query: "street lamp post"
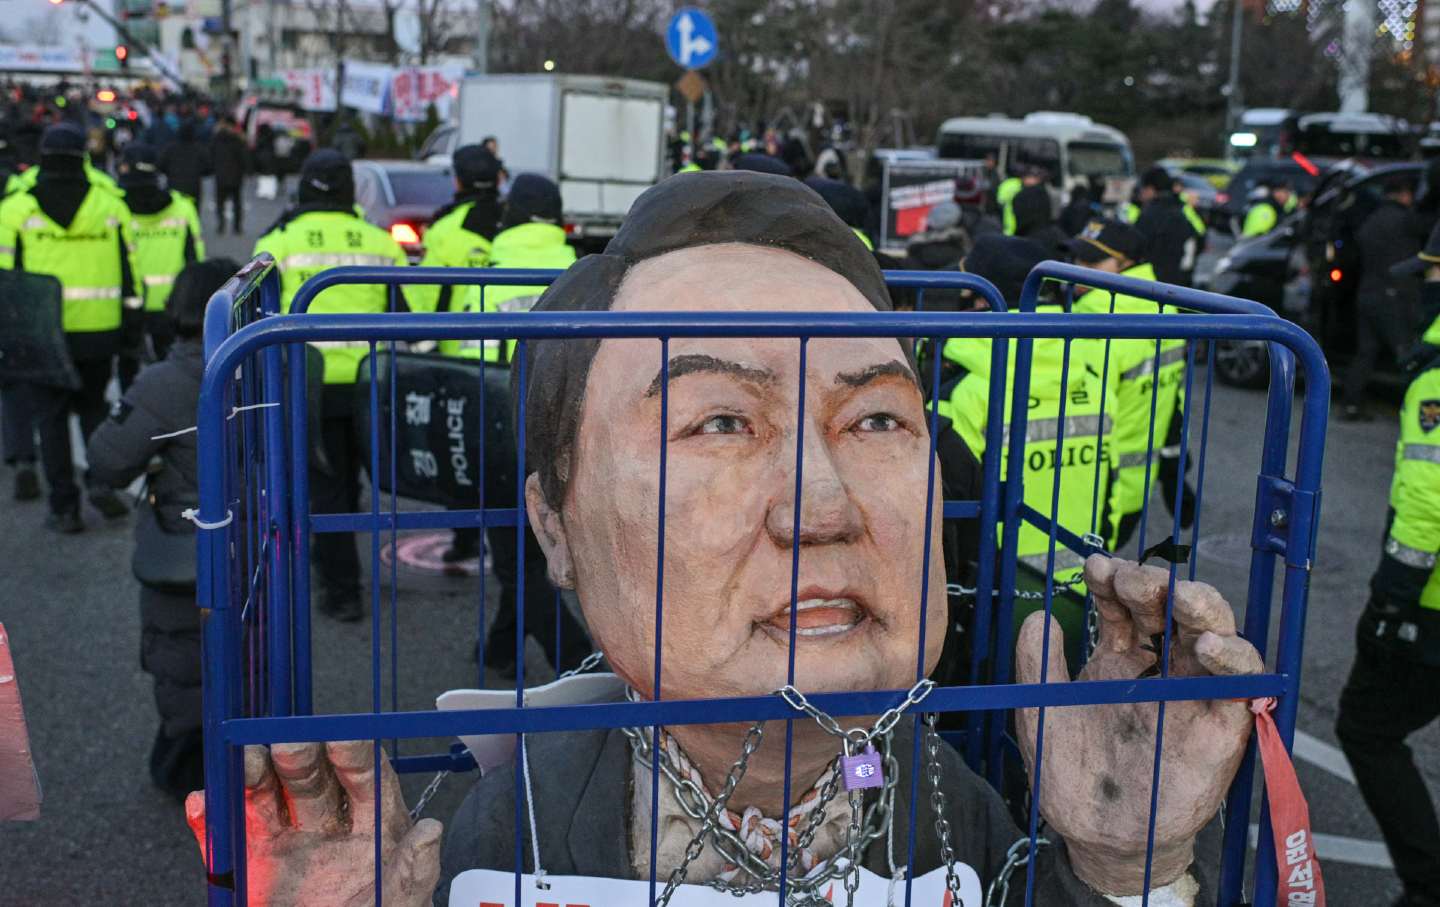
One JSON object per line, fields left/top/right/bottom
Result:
{"left": 1225, "top": 0, "right": 1243, "bottom": 133}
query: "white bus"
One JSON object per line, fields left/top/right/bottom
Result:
{"left": 934, "top": 112, "right": 1134, "bottom": 200}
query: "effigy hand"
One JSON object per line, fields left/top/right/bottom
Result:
{"left": 186, "top": 740, "right": 443, "bottom": 906}
{"left": 1015, "top": 556, "right": 1263, "bottom": 896}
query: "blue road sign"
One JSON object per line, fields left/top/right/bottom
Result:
{"left": 665, "top": 7, "right": 719, "bottom": 70}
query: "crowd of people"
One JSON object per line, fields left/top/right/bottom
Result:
{"left": 3, "top": 105, "right": 1440, "bottom": 904}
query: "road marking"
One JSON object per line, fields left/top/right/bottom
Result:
{"left": 1249, "top": 825, "right": 1393, "bottom": 869}
{"left": 1293, "top": 729, "right": 1357, "bottom": 785}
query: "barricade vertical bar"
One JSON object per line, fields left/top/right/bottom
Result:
{"left": 1220, "top": 343, "right": 1297, "bottom": 906}
{"left": 513, "top": 337, "right": 527, "bottom": 907}
{"left": 261, "top": 271, "right": 292, "bottom": 718}
{"left": 966, "top": 331, "right": 1010, "bottom": 771}
{"left": 988, "top": 330, "right": 1033, "bottom": 789}
{"left": 903, "top": 335, "right": 947, "bottom": 905}
{"left": 1188, "top": 343, "right": 1216, "bottom": 582}
{"left": 389, "top": 290, "right": 401, "bottom": 739}
{"left": 475, "top": 358, "right": 487, "bottom": 684}
{"left": 775, "top": 337, "right": 809, "bottom": 905}
{"left": 289, "top": 336, "right": 313, "bottom": 715}
{"left": 1022, "top": 337, "right": 1074, "bottom": 905}
{"left": 647, "top": 338, "right": 670, "bottom": 905}
{"left": 201, "top": 286, "right": 239, "bottom": 905}
{"left": 367, "top": 341, "right": 384, "bottom": 903}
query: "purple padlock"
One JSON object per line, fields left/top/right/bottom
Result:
{"left": 841, "top": 744, "right": 884, "bottom": 791}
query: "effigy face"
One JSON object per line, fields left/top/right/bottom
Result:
{"left": 541, "top": 243, "right": 947, "bottom": 704}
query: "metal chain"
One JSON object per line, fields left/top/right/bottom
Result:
{"left": 947, "top": 580, "right": 1084, "bottom": 602}
{"left": 923, "top": 714, "right": 964, "bottom": 901}
{"left": 556, "top": 650, "right": 606, "bottom": 680}
{"left": 983, "top": 835, "right": 1050, "bottom": 907}
{"left": 776, "top": 677, "right": 936, "bottom": 748}
{"left": 408, "top": 770, "right": 448, "bottom": 821}
{"left": 655, "top": 721, "right": 766, "bottom": 906}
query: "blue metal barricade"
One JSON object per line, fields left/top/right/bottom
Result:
{"left": 194, "top": 258, "right": 1327, "bottom": 907}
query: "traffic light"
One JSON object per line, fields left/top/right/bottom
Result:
{"left": 114, "top": 44, "right": 129, "bottom": 69}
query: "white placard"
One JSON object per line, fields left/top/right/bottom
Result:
{"left": 436, "top": 672, "right": 628, "bottom": 775}
{"left": 449, "top": 864, "right": 981, "bottom": 906}
{"left": 340, "top": 59, "right": 395, "bottom": 115}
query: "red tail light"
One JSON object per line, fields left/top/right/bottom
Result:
{"left": 390, "top": 223, "right": 421, "bottom": 244}
{"left": 1329, "top": 268, "right": 1343, "bottom": 283}
{"left": 1216, "top": 192, "right": 1229, "bottom": 205}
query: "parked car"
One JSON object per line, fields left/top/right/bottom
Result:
{"left": 352, "top": 160, "right": 456, "bottom": 262}
{"left": 1157, "top": 156, "right": 1237, "bottom": 191}
{"left": 1206, "top": 161, "right": 1425, "bottom": 388}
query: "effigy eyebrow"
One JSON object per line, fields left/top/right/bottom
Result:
{"left": 644, "top": 353, "right": 778, "bottom": 397}
{"left": 834, "top": 359, "right": 918, "bottom": 389}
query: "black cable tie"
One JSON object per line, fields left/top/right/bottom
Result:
{"left": 1140, "top": 539, "right": 1191, "bottom": 566}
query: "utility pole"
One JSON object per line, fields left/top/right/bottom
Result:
{"left": 473, "top": 0, "right": 489, "bottom": 73}
{"left": 1338, "top": 0, "right": 1375, "bottom": 113}
{"left": 1225, "top": 0, "right": 1243, "bottom": 133}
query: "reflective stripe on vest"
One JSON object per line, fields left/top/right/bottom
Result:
{"left": 1387, "top": 535, "right": 1438, "bottom": 569}
{"left": 281, "top": 252, "right": 400, "bottom": 269}
{"left": 1403, "top": 443, "right": 1440, "bottom": 465}
{"left": 63, "top": 287, "right": 122, "bottom": 301}
{"left": 1117, "top": 450, "right": 1151, "bottom": 469}
{"left": 1120, "top": 345, "right": 1187, "bottom": 382}
{"left": 143, "top": 274, "right": 175, "bottom": 287}
{"left": 1002, "top": 413, "right": 1113, "bottom": 447}
{"left": 0, "top": 244, "right": 14, "bottom": 257}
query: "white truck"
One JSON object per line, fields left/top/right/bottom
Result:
{"left": 424, "top": 73, "right": 669, "bottom": 241}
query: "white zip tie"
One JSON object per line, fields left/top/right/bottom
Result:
{"left": 180, "top": 507, "right": 234, "bottom": 530}
{"left": 147, "top": 402, "right": 281, "bottom": 441}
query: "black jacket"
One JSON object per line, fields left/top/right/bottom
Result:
{"left": 87, "top": 338, "right": 202, "bottom": 533}
{"left": 209, "top": 127, "right": 248, "bottom": 187}
{"left": 1357, "top": 199, "right": 1422, "bottom": 300}
{"left": 436, "top": 722, "right": 1217, "bottom": 905}
{"left": 159, "top": 140, "right": 210, "bottom": 199}
{"left": 1134, "top": 193, "right": 1200, "bottom": 287}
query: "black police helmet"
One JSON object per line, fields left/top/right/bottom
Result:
{"left": 962, "top": 234, "right": 1048, "bottom": 304}
{"left": 297, "top": 148, "right": 355, "bottom": 206}
{"left": 119, "top": 143, "right": 161, "bottom": 184}
{"left": 453, "top": 144, "right": 501, "bottom": 191}
{"left": 1140, "top": 165, "right": 1174, "bottom": 193}
{"left": 501, "top": 174, "right": 563, "bottom": 229}
{"left": 40, "top": 122, "right": 86, "bottom": 158}
{"left": 167, "top": 259, "right": 242, "bottom": 339}
{"left": 1067, "top": 219, "right": 1146, "bottom": 266}
{"left": 803, "top": 176, "right": 869, "bottom": 231}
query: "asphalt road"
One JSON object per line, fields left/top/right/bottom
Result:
{"left": 0, "top": 186, "right": 1429, "bottom": 905}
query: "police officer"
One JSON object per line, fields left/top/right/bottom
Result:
{"left": 116, "top": 143, "right": 204, "bottom": 390}
{"left": 254, "top": 148, "right": 411, "bottom": 621}
{"left": 1069, "top": 220, "right": 1186, "bottom": 551}
{"left": 0, "top": 122, "right": 137, "bottom": 532}
{"left": 937, "top": 234, "right": 1115, "bottom": 671}
{"left": 87, "top": 258, "right": 239, "bottom": 799}
{"left": 1240, "top": 178, "right": 1294, "bottom": 237}
{"left": 410, "top": 144, "right": 502, "bottom": 316}
{"left": 1341, "top": 174, "right": 1421, "bottom": 422}
{"left": 1336, "top": 236, "right": 1440, "bottom": 907}
{"left": 995, "top": 167, "right": 1024, "bottom": 235}
{"left": 454, "top": 173, "right": 576, "bottom": 364}
{"left": 1134, "top": 165, "right": 1204, "bottom": 288}
{"left": 426, "top": 172, "right": 588, "bottom": 674}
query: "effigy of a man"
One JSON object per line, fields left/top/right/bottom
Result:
{"left": 187, "top": 171, "right": 1263, "bottom": 907}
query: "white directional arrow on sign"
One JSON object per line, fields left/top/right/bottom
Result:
{"left": 677, "top": 12, "right": 714, "bottom": 67}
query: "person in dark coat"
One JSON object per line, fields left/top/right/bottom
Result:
{"left": 1010, "top": 183, "right": 1068, "bottom": 259}
{"left": 1133, "top": 166, "right": 1202, "bottom": 288}
{"left": 209, "top": 115, "right": 247, "bottom": 233}
{"left": 87, "top": 257, "right": 239, "bottom": 799}
{"left": 159, "top": 118, "right": 210, "bottom": 211}
{"left": 1343, "top": 174, "right": 1422, "bottom": 420}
